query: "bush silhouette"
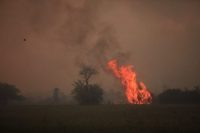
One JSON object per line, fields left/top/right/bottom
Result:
{"left": 158, "top": 86, "right": 200, "bottom": 104}
{"left": 0, "top": 82, "right": 24, "bottom": 105}
{"left": 72, "top": 66, "right": 103, "bottom": 105}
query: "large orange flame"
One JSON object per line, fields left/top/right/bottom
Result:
{"left": 107, "top": 59, "right": 152, "bottom": 104}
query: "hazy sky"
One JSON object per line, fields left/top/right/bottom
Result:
{"left": 0, "top": 0, "right": 200, "bottom": 99}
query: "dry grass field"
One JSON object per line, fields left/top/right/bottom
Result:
{"left": 0, "top": 105, "right": 200, "bottom": 133}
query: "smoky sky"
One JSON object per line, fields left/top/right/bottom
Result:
{"left": 0, "top": 0, "right": 200, "bottom": 99}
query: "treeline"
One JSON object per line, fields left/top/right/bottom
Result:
{"left": 157, "top": 86, "right": 200, "bottom": 104}
{"left": 0, "top": 64, "right": 200, "bottom": 105}
{"left": 1, "top": 82, "right": 200, "bottom": 105}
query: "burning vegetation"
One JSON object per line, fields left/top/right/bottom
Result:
{"left": 107, "top": 59, "right": 152, "bottom": 104}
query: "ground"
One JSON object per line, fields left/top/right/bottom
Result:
{"left": 0, "top": 105, "right": 200, "bottom": 133}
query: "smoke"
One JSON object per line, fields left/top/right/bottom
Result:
{"left": 0, "top": 0, "right": 200, "bottom": 103}
{"left": 0, "top": 0, "right": 127, "bottom": 98}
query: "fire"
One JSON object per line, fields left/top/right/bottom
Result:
{"left": 107, "top": 59, "right": 152, "bottom": 104}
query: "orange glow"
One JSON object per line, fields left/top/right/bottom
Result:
{"left": 107, "top": 59, "right": 152, "bottom": 104}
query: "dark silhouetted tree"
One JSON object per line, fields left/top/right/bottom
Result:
{"left": 72, "top": 66, "right": 103, "bottom": 104}
{"left": 53, "top": 88, "right": 60, "bottom": 102}
{"left": 79, "top": 65, "right": 97, "bottom": 86}
{"left": 0, "top": 82, "right": 24, "bottom": 105}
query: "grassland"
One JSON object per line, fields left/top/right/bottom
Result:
{"left": 0, "top": 105, "right": 200, "bottom": 133}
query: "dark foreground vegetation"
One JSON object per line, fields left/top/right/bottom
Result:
{"left": 0, "top": 105, "right": 200, "bottom": 133}
{"left": 157, "top": 86, "right": 200, "bottom": 104}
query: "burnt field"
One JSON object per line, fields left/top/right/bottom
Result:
{"left": 0, "top": 105, "right": 200, "bottom": 133}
